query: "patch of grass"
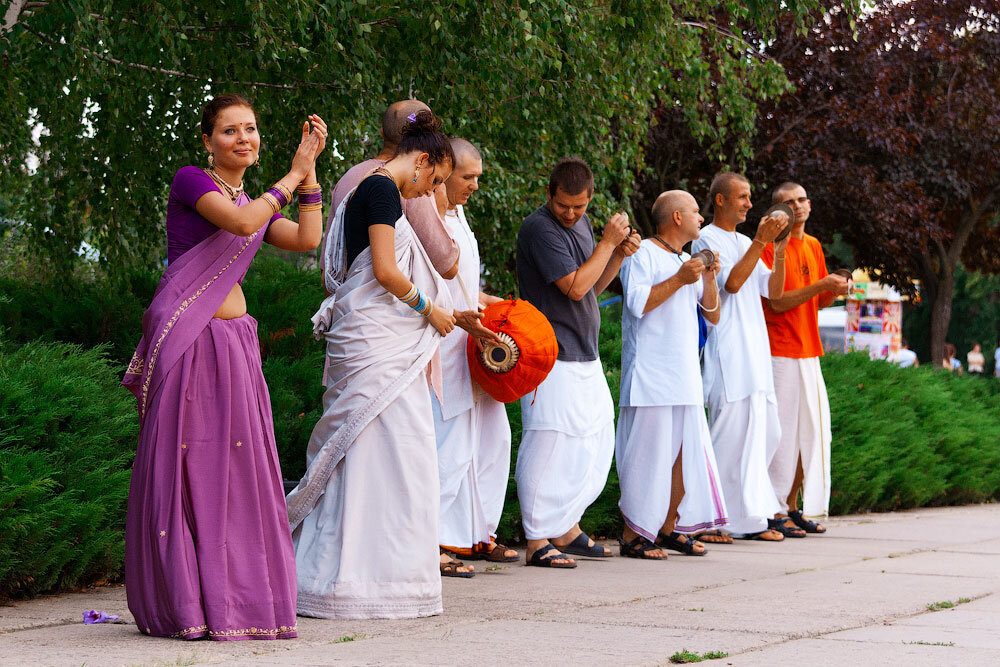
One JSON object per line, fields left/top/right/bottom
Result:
{"left": 957, "top": 597, "right": 972, "bottom": 604}
{"left": 926, "top": 597, "right": 972, "bottom": 612}
{"left": 669, "top": 649, "right": 729, "bottom": 663}
{"left": 686, "top": 607, "right": 705, "bottom": 612}
{"left": 904, "top": 640, "right": 955, "bottom": 646}
{"left": 332, "top": 632, "right": 366, "bottom": 643}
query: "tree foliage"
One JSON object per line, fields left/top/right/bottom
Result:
{"left": 752, "top": 0, "right": 1000, "bottom": 362}
{"left": 1, "top": 0, "right": 856, "bottom": 292}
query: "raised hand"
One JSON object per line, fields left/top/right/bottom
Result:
{"left": 701, "top": 250, "right": 721, "bottom": 278}
{"left": 603, "top": 212, "right": 631, "bottom": 247}
{"left": 755, "top": 212, "right": 789, "bottom": 244}
{"left": 676, "top": 257, "right": 705, "bottom": 285}
{"left": 618, "top": 229, "right": 642, "bottom": 257}
{"left": 290, "top": 115, "right": 327, "bottom": 179}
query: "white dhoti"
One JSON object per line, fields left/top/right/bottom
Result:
{"left": 616, "top": 405, "right": 728, "bottom": 539}
{"left": 434, "top": 393, "right": 511, "bottom": 550}
{"left": 515, "top": 358, "right": 615, "bottom": 540}
{"left": 768, "top": 356, "right": 832, "bottom": 518}
{"left": 706, "top": 390, "right": 782, "bottom": 535}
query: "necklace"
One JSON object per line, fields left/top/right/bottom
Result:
{"left": 205, "top": 168, "right": 244, "bottom": 202}
{"left": 652, "top": 235, "right": 682, "bottom": 256}
{"left": 372, "top": 166, "right": 400, "bottom": 193}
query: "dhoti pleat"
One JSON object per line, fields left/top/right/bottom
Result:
{"left": 125, "top": 315, "right": 297, "bottom": 641}
{"left": 293, "top": 377, "right": 442, "bottom": 620}
{"left": 706, "top": 390, "right": 782, "bottom": 536}
{"left": 434, "top": 393, "right": 511, "bottom": 550}
{"left": 768, "top": 356, "right": 832, "bottom": 518}
{"left": 616, "top": 405, "right": 728, "bottom": 539}
{"left": 515, "top": 359, "right": 615, "bottom": 541}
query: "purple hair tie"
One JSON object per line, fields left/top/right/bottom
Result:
{"left": 407, "top": 113, "right": 417, "bottom": 122}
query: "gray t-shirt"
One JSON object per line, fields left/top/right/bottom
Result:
{"left": 516, "top": 205, "right": 600, "bottom": 361}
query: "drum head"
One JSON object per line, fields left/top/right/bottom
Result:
{"left": 480, "top": 331, "right": 520, "bottom": 373}
{"left": 763, "top": 203, "right": 794, "bottom": 242}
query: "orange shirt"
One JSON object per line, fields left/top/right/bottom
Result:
{"left": 761, "top": 234, "right": 828, "bottom": 359}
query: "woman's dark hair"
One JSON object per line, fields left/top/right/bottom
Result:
{"left": 548, "top": 157, "right": 594, "bottom": 197}
{"left": 393, "top": 109, "right": 454, "bottom": 166}
{"left": 201, "top": 94, "right": 258, "bottom": 136}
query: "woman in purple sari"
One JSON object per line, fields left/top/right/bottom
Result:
{"left": 122, "top": 94, "right": 326, "bottom": 640}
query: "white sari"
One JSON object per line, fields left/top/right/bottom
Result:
{"left": 286, "top": 186, "right": 452, "bottom": 619}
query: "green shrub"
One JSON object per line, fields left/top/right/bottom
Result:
{"left": 0, "top": 340, "right": 137, "bottom": 601}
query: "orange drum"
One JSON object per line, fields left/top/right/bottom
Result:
{"left": 466, "top": 299, "right": 558, "bottom": 403}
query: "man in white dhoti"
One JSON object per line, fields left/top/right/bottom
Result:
{"left": 515, "top": 157, "right": 640, "bottom": 567}
{"left": 691, "top": 172, "right": 788, "bottom": 543}
{"left": 433, "top": 139, "right": 520, "bottom": 575}
{"left": 286, "top": 112, "right": 458, "bottom": 618}
{"left": 616, "top": 190, "right": 728, "bottom": 559}
{"left": 761, "top": 181, "right": 850, "bottom": 535}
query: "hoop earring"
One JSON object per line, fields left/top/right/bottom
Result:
{"left": 412, "top": 166, "right": 419, "bottom": 183}
{"left": 207, "top": 153, "right": 215, "bottom": 168}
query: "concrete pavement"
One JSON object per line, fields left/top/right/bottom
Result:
{"left": 2, "top": 503, "right": 1000, "bottom": 665}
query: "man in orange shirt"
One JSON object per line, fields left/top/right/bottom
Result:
{"left": 761, "top": 182, "right": 849, "bottom": 535}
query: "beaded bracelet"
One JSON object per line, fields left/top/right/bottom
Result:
{"left": 297, "top": 183, "right": 323, "bottom": 212}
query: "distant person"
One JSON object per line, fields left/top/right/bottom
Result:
{"left": 761, "top": 181, "right": 850, "bottom": 536}
{"left": 995, "top": 340, "right": 1000, "bottom": 378}
{"left": 123, "top": 94, "right": 327, "bottom": 640}
{"left": 967, "top": 343, "right": 985, "bottom": 375}
{"left": 888, "top": 337, "right": 919, "bottom": 368}
{"left": 514, "top": 157, "right": 641, "bottom": 568}
{"left": 943, "top": 343, "right": 963, "bottom": 373}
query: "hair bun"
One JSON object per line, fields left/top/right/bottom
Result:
{"left": 400, "top": 109, "right": 441, "bottom": 136}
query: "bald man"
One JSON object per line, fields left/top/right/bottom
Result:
{"left": 761, "top": 181, "right": 848, "bottom": 534}
{"left": 691, "top": 172, "right": 788, "bottom": 543}
{"left": 325, "top": 99, "right": 459, "bottom": 280}
{"left": 432, "top": 139, "right": 519, "bottom": 575}
{"left": 615, "top": 190, "right": 727, "bottom": 559}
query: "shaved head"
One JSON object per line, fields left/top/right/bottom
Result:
{"left": 651, "top": 190, "right": 696, "bottom": 230}
{"left": 449, "top": 137, "right": 481, "bottom": 170}
{"left": 772, "top": 180, "right": 804, "bottom": 205}
{"left": 381, "top": 99, "right": 431, "bottom": 147}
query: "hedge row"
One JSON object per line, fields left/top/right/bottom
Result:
{"left": 2, "top": 259, "right": 998, "bottom": 599}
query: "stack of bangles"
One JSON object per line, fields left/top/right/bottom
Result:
{"left": 297, "top": 183, "right": 322, "bottom": 212}
{"left": 399, "top": 284, "right": 433, "bottom": 317}
{"left": 260, "top": 183, "right": 292, "bottom": 215}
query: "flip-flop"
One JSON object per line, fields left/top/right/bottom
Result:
{"left": 789, "top": 510, "right": 827, "bottom": 534}
{"left": 735, "top": 528, "right": 785, "bottom": 541}
{"left": 526, "top": 544, "right": 577, "bottom": 568}
{"left": 768, "top": 517, "right": 807, "bottom": 538}
{"left": 656, "top": 531, "right": 707, "bottom": 556}
{"left": 618, "top": 535, "right": 667, "bottom": 560}
{"left": 556, "top": 532, "right": 612, "bottom": 558}
{"left": 693, "top": 529, "right": 733, "bottom": 544}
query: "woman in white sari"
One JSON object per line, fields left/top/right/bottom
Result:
{"left": 286, "top": 111, "right": 456, "bottom": 619}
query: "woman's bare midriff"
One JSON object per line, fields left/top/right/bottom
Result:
{"left": 213, "top": 283, "right": 248, "bottom": 319}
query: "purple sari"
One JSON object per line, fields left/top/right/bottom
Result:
{"left": 122, "top": 195, "right": 297, "bottom": 641}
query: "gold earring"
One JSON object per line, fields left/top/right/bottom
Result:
{"left": 254, "top": 150, "right": 260, "bottom": 168}
{"left": 412, "top": 166, "right": 419, "bottom": 183}
{"left": 207, "top": 153, "right": 215, "bottom": 168}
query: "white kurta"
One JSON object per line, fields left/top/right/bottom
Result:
{"left": 616, "top": 241, "right": 728, "bottom": 538}
{"left": 693, "top": 226, "right": 781, "bottom": 535}
{"left": 434, "top": 206, "right": 512, "bottom": 551}
{"left": 287, "top": 192, "right": 451, "bottom": 620}
{"left": 515, "top": 358, "right": 615, "bottom": 540}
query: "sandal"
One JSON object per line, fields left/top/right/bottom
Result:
{"left": 555, "top": 532, "right": 612, "bottom": 558}
{"left": 440, "top": 556, "right": 475, "bottom": 578}
{"left": 735, "top": 528, "right": 785, "bottom": 541}
{"left": 789, "top": 510, "right": 827, "bottom": 534}
{"left": 618, "top": 535, "right": 667, "bottom": 560}
{"left": 693, "top": 529, "right": 733, "bottom": 544}
{"left": 526, "top": 544, "right": 577, "bottom": 568}
{"left": 656, "top": 531, "right": 707, "bottom": 556}
{"left": 768, "top": 517, "right": 807, "bottom": 538}
{"left": 481, "top": 542, "right": 520, "bottom": 562}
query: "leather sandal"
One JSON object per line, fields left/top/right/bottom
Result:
{"left": 789, "top": 510, "right": 827, "bottom": 533}
{"left": 735, "top": 528, "right": 785, "bottom": 541}
{"left": 618, "top": 535, "right": 667, "bottom": 560}
{"left": 693, "top": 529, "right": 733, "bottom": 544}
{"left": 555, "top": 532, "right": 612, "bottom": 558}
{"left": 440, "top": 557, "right": 475, "bottom": 578}
{"left": 526, "top": 544, "right": 577, "bottom": 568}
{"left": 768, "top": 517, "right": 807, "bottom": 538}
{"left": 656, "top": 531, "right": 707, "bottom": 556}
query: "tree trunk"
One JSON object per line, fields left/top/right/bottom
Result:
{"left": 928, "top": 264, "right": 954, "bottom": 365}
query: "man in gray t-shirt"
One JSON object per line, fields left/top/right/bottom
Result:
{"left": 513, "top": 157, "right": 640, "bottom": 568}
